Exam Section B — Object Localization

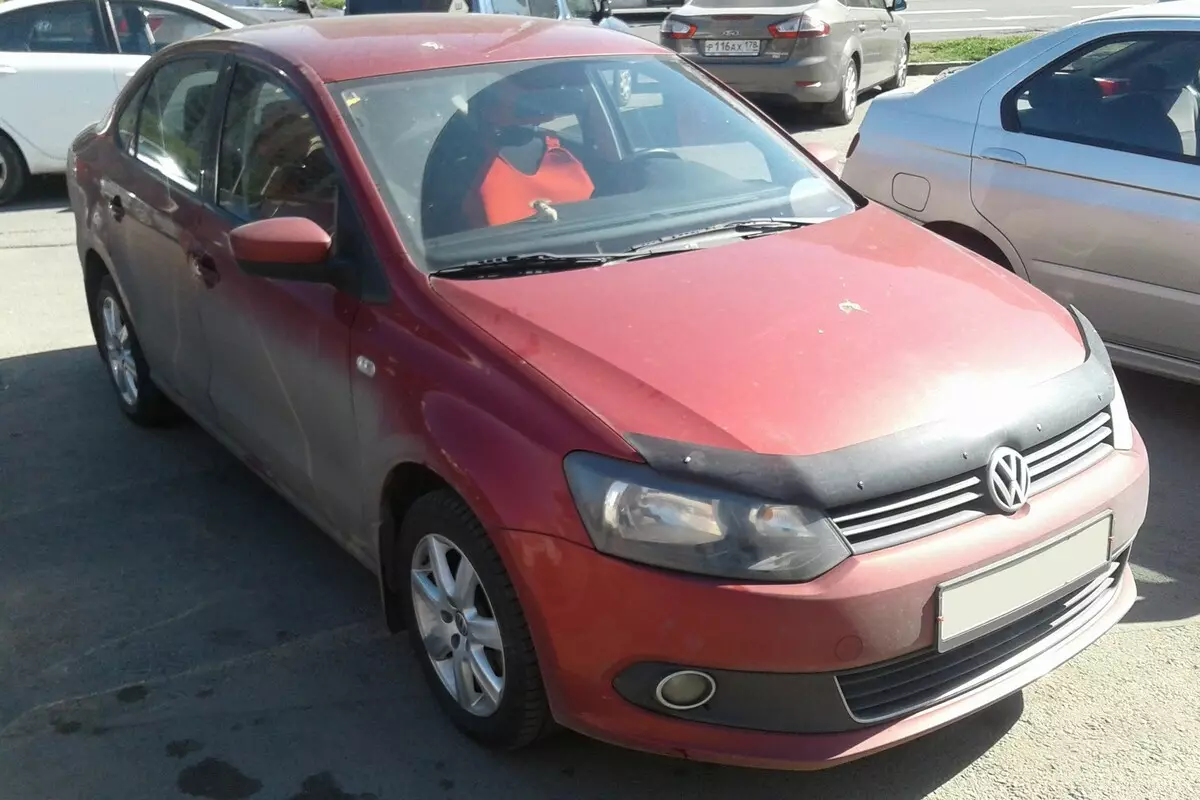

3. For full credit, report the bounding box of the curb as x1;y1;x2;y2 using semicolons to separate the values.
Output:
909;60;973;76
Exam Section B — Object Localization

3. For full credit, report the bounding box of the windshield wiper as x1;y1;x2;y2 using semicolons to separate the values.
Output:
430;253;621;279
628;217;830;252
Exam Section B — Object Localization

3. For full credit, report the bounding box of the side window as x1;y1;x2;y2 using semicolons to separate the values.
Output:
115;82;149;154
135;56;222;190
491;0;559;18
216;66;337;233
563;0;591;16
867;0;888;9
111;2;223;56
0;2;107;54
1008;34;1200;161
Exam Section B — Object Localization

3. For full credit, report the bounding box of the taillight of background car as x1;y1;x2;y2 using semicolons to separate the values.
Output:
768;12;830;39
660;18;696;39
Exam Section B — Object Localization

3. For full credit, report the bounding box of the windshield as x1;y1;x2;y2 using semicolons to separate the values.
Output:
334;55;857;272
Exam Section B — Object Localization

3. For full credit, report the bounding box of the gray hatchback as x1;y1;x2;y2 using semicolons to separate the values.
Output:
659;0;909;123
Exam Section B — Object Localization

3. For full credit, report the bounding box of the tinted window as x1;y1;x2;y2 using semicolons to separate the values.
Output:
111;1;223;55
335;55;856;271
563;0;591;16
0;2;107;54
1009;33;1200;161
135;57;223;190
217;67;337;232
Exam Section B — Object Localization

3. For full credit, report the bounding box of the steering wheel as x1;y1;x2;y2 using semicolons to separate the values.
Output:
630;148;682;162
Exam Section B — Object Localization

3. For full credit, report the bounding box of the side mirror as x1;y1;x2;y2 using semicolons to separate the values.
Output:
230;217;334;283
888;0;907;11
590;0;611;24
804;142;842;174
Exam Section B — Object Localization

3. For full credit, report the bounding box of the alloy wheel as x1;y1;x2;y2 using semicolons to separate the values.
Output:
101;295;138;407
410;533;506;717
843;61;859;121
897;43;909;87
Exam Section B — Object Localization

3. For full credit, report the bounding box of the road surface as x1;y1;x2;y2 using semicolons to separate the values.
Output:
626;0;1164;42
1;92;1198;799
900;0;1159;40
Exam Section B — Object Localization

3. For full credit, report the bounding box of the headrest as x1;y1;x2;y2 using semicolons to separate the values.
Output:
1027;74;1102;110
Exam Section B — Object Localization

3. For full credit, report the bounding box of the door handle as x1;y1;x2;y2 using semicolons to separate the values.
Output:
108;194;125;222
190;251;220;288
858;23;867;32
979;147;1027;166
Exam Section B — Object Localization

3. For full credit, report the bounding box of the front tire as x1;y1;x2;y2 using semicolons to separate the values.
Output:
400;490;554;750
824;57;860;125
93;275;177;426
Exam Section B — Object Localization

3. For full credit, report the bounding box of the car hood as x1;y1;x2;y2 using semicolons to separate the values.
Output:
431;205;1086;456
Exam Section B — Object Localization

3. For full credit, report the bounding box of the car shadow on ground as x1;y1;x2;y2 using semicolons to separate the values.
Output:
763;88;891;137
2;177;70;213
1;345;1027;798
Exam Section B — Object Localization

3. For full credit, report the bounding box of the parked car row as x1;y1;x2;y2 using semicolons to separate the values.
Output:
62;5;1157;775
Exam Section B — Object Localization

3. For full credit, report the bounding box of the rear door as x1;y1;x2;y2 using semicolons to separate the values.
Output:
971;27;1200;363
845;0;885;85
866;0;902;82
105;53;224;413
0;0;121;169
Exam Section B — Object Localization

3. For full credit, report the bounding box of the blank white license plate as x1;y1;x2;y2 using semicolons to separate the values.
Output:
936;516;1112;652
704;39;760;56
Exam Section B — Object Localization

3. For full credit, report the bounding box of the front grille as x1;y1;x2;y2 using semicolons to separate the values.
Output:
836;549;1127;724
830;412;1115;554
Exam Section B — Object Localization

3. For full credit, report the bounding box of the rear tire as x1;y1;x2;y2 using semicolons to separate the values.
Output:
92;275;178;427
824;57;860;125
882;39;909;91
0;133;28;207
399;490;555;750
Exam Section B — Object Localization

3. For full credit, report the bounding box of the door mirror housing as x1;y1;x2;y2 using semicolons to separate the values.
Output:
803;142;842;174
590;0;611;24
230;217;334;283
888;0;906;11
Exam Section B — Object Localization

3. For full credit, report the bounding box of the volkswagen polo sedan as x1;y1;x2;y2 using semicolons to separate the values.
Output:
67;14;1148;770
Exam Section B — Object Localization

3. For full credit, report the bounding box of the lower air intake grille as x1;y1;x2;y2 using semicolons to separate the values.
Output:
836;549;1126;724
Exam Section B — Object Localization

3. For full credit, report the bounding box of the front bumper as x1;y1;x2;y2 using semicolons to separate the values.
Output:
494;429;1149;769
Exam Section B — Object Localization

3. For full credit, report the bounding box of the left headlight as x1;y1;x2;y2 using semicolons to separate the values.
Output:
563;451;851;582
1110;374;1133;451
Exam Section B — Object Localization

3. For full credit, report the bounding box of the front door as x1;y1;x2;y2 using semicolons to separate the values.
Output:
105;54;222;414
0;0;121;170
844;0;885;87
194;62;365;543
971;29;1200;363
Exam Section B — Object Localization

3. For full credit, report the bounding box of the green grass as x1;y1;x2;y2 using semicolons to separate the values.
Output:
911;34;1036;64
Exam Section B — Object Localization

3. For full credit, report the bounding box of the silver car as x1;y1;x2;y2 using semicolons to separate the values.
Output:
842;2;1200;385
659;0;910;124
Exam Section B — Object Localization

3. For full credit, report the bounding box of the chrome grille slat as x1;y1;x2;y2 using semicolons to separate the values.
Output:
830;411;1115;552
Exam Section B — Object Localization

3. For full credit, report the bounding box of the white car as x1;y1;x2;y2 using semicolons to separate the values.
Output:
842;1;1200;385
0;0;261;204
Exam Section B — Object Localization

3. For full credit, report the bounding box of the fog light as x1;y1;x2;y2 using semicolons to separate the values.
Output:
654;670;716;710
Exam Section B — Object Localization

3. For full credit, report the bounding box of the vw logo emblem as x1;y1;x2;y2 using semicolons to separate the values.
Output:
986;446;1031;514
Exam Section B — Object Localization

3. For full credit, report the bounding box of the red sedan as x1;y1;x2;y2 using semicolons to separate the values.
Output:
66;14;1149;770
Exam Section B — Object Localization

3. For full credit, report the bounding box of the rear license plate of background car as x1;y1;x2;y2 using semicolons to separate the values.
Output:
936;515;1112;652
704;39;760;56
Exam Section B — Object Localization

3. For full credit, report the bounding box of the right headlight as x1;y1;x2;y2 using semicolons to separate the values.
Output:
563;451;851;582
1109;374;1133;451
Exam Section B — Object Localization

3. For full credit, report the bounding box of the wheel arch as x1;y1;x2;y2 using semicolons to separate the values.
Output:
923;220;1013;271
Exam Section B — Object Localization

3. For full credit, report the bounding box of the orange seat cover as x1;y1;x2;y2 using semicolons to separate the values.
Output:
467;136;595;227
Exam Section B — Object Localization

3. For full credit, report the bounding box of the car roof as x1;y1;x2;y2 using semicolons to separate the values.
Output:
202;14;666;83
1088;0;1200;23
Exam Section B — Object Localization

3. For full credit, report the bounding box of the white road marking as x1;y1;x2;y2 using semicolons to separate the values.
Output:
900;8;983;14
911;25;1031;33
984;15;1072;21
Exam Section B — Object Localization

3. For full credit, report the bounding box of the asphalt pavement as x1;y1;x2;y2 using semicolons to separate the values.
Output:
2;99;1200;799
625;0;1164;42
